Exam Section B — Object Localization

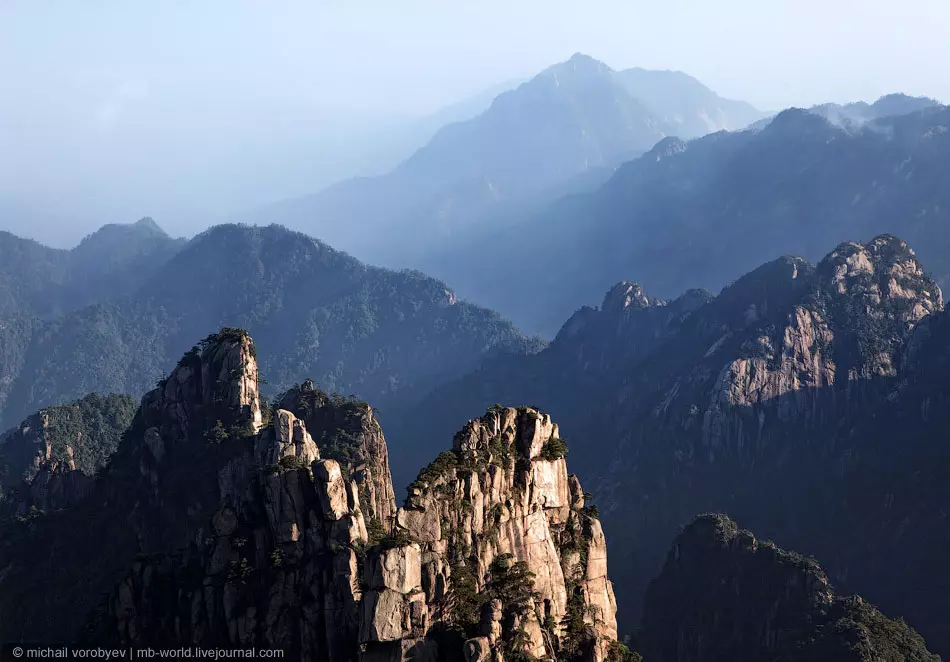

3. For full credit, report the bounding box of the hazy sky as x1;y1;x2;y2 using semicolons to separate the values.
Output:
3;0;949;246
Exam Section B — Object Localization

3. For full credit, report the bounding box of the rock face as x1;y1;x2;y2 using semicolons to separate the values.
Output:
0;329;626;662
276;382;397;528
141;327;263;443
640;514;939;662
397;234;950;654
369;406;619;661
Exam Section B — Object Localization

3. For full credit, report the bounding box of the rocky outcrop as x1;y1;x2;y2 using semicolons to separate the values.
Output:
0;330;628;662
0;393;135;517
141;328;263;444
366;406;619;661
640;514;939;662
94;332;375;659
276;382;397;529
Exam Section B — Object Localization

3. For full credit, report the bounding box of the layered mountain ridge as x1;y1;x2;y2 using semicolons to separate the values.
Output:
0;217;184;319
425;100;950;334
393;234;950;654
0;223;542;429
259;53;763;268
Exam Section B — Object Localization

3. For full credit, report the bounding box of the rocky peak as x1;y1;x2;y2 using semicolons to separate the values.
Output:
563;52;613;75
601;281;660;315
384;406;619;661
640;514;938;662
141;327;262;444
765;107;841;138
817;234;942;322
276;382;397;527
647;136;688;161
1;332;629;661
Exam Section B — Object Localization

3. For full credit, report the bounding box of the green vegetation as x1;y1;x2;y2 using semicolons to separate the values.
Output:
277;455;310;472
366;518;387;546
377;529;415;550
41;393;137;476
0;224;544;433
0;393;137;490
540;436;569;460
408;450;459;493
605;641;642;662
446;562;483;636
318;428;362;477
206;420;229;444
792;596;939;661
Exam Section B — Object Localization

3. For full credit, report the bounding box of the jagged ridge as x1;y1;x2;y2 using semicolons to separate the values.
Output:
0;329;626;662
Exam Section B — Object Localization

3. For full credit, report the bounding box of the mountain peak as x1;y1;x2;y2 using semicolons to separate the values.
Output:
142;327;263;444
765;107;839;135
647;136;689;161
602;281;660;313
817;235;943;317
133;216;165;234
544;52;613;78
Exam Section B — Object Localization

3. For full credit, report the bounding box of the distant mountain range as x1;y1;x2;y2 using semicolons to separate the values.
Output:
421;96;950;334
0;217;184;318
253;53;764;267
0;221;540;430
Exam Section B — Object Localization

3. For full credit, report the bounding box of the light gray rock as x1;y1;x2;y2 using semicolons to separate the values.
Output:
368;544;422;595
360;589;407;643
313;459;349;521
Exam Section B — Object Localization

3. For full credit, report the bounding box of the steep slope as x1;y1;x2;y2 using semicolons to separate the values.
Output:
260;54;761;268
0;223;542;429
0;217;184;319
0;329;629;662
426;102;950;335
393;235;950;653
640;514;939;662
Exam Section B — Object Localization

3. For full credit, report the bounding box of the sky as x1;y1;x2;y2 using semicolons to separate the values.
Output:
2;0;949;246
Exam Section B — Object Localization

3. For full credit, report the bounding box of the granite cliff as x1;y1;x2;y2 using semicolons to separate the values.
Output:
0;328;627;662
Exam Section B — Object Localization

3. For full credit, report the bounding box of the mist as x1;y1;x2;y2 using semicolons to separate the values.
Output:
2;0;949;247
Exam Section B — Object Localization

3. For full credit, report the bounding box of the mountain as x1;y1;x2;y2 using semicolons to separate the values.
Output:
0;392;136;515
0;328;631;662
390;235;950;654
640;514;939;661
0;217;184;319
1;328;936;660
0;223;542;430
616;67;763;137
423;101;950;335
257;53;764;268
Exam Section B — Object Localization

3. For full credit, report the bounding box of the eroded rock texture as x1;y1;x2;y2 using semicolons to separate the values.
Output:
371;406;618;662
0;329;625;662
